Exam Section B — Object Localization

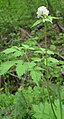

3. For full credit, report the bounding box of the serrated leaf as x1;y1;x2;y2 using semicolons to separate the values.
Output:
0;61;16;75
22;44;30;49
2;46;19;54
34;50;43;54
47;50;54;55
31;57;42;62
22;44;34;50
32;102;55;119
40;48;46;53
34;48;46;54
13;51;24;57
48;57;59;63
28;62;36;70
34;66;44;71
16;62;24;78
16;61;28;78
30;70;41;84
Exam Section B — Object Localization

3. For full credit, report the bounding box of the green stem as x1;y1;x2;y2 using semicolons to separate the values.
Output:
58;83;63;119
44;22;49;79
25;50;30;62
47;82;57;119
44;22;57;119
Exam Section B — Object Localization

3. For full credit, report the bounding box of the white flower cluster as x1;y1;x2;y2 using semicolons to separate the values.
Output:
37;6;49;18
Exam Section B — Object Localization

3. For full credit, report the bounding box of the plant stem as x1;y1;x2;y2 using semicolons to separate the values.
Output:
44;22;57;119
44;22;49;79
46;82;57;119
25;51;30;62
58;83;63;119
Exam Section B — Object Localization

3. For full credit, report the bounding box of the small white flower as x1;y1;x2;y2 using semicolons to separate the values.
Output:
37;6;49;18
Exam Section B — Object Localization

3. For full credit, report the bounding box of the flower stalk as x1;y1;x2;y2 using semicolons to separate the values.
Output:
44;22;49;79
44;22;57;119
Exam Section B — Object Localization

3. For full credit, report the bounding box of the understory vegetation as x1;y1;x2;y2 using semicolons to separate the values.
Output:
0;0;64;119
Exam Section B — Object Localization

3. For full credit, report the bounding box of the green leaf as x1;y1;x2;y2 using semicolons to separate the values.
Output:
0;61;16;75
43;16;53;23
44;57;59;66
34;48;46;54
34;50;43;54
16;61;26;78
22;44;34;50
16;61;33;78
34;66;44;71
13;51;24;57
27;62;36;70
31;57;42;62
30;70;41;84
32;19;42;27
54;99;64;119
2;46;19;54
47;50;54;55
48;57;59;63
32;102;55;119
16;61;36;78
40;48;46;53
